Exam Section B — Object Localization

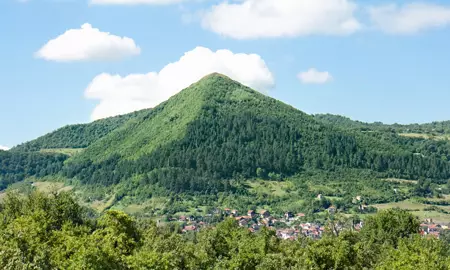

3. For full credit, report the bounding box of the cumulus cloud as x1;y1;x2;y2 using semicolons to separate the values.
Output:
35;23;141;62
201;0;361;39
90;0;184;4
0;145;10;151
297;68;333;84
369;3;450;34
85;46;275;120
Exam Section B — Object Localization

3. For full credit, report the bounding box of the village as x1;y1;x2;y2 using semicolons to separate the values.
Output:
176;207;450;241
178;208;327;240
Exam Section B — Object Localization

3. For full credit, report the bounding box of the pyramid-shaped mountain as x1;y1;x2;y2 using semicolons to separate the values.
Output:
53;73;449;193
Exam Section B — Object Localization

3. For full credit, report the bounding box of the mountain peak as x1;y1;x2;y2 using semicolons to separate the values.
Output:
200;72;233;81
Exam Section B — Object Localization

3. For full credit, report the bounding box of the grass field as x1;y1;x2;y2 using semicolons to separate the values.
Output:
32;182;65;192
246;180;293;196
384;178;417;184
374;200;426;211
373;199;450;223
91;195;116;212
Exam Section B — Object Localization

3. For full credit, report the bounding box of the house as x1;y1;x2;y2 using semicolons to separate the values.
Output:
235;216;251;224
260;218;273;227
182;225;197;233
247;210;256;218
231;209;239;217
179;216;187;222
260;210;271;219
359;204;369;212
296;213;306;219
224;208;231;215
277;229;296;240
284;212;294;221
239;218;249;227
352;196;362;204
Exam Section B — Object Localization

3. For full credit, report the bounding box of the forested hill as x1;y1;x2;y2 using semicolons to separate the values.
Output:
11;109;150;152
315;113;450;135
53;73;450;194
0;150;67;190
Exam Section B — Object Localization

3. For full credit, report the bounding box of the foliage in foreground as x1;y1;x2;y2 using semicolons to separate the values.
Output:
0;192;449;270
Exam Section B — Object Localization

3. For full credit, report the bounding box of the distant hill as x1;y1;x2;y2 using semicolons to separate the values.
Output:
315;113;450;135
12;109;149;152
0;150;67;190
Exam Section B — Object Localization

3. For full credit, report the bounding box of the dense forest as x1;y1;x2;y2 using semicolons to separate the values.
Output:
0;191;448;269
0;150;67;190
315;113;450;135
12;109;148;152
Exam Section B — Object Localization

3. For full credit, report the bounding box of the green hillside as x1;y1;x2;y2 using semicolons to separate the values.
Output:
315;113;450;163
59;73;450;195
12;109;149;152
0;150;67;190
315;113;450;135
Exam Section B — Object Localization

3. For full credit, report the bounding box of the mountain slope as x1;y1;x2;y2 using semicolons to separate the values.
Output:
0;150;67;190
72;73;322;163
60;73;450;194
12;110;149;152
315;113;450;135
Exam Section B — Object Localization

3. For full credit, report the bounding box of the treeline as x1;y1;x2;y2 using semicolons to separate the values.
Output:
0;192;448;269
315;113;450;135
63;111;450;194
12;109;149;152
0;150;67;190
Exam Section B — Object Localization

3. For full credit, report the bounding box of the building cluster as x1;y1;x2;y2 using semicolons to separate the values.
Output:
178;208;449;241
419;218;449;239
179;208;330;240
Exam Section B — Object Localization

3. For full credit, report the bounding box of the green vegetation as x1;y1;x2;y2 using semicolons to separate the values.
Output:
0;150;67;190
315;113;450;135
39;148;85;156
54;74;450;198
0;192;448;269
12;109;149;152
4;74;450;220
3;74;450;267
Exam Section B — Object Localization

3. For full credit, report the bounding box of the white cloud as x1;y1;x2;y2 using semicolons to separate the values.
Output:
297;68;333;84
90;0;184;4
369;3;450;34
201;0;362;39
85;46;275;120
0;145;10;151
35;23;141;62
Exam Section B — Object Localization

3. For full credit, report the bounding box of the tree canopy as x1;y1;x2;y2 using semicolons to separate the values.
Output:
0;192;448;269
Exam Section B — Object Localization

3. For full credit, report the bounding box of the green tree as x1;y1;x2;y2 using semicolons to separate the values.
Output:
376;236;450;270
360;208;420;247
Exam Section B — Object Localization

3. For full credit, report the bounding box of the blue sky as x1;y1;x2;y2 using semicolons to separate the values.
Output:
1;0;450;148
